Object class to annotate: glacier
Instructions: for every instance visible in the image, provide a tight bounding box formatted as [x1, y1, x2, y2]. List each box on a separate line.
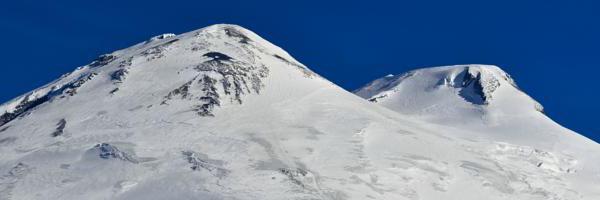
[0, 24, 599, 200]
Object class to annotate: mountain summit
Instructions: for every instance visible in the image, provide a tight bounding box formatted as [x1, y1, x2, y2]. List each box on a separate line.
[355, 65, 543, 114]
[355, 64, 598, 145]
[1, 25, 600, 200]
[0, 24, 317, 125]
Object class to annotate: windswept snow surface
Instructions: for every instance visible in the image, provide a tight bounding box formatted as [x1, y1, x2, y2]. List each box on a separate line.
[1, 25, 599, 200]
[356, 65, 600, 199]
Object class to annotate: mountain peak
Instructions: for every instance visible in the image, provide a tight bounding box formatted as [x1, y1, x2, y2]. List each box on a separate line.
[430, 65, 519, 105]
[358, 64, 527, 104]
[355, 64, 544, 122]
[0, 24, 319, 127]
[2, 25, 600, 200]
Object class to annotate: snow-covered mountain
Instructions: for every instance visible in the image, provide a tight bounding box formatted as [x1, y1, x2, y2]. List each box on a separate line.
[354, 65, 595, 146]
[356, 65, 600, 198]
[1, 25, 599, 200]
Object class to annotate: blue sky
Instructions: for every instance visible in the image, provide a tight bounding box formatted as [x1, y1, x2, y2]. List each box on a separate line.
[1, 0, 598, 142]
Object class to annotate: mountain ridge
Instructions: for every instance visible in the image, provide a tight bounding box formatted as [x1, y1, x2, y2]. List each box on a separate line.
[0, 24, 320, 126]
[355, 63, 599, 154]
[1, 24, 599, 200]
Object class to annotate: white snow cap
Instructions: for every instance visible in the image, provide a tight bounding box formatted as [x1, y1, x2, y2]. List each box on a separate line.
[1, 24, 600, 200]
[356, 64, 536, 108]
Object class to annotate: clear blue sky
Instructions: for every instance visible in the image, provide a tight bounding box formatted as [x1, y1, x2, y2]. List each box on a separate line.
[1, 0, 598, 142]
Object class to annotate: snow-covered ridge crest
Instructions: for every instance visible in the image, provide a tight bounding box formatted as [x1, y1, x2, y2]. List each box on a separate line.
[0, 24, 317, 126]
[354, 64, 600, 199]
[438, 65, 517, 105]
[356, 64, 543, 111]
[2, 24, 600, 200]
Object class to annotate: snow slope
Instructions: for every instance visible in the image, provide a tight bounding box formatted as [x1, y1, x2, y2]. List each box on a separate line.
[1, 25, 599, 200]
[356, 65, 600, 199]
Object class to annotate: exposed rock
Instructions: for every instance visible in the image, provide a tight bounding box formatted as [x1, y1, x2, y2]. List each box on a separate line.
[146, 33, 176, 43]
[111, 68, 129, 83]
[0, 95, 50, 127]
[162, 52, 269, 116]
[355, 71, 414, 102]
[94, 143, 139, 163]
[64, 73, 97, 96]
[141, 39, 179, 61]
[51, 119, 67, 137]
[534, 102, 545, 113]
[446, 67, 501, 105]
[197, 52, 269, 97]
[273, 54, 314, 77]
[111, 57, 133, 84]
[0, 74, 98, 126]
[109, 88, 119, 95]
[182, 151, 229, 178]
[194, 75, 220, 117]
[278, 168, 309, 187]
[224, 27, 251, 44]
[203, 52, 232, 61]
[162, 79, 194, 103]
[89, 54, 117, 68]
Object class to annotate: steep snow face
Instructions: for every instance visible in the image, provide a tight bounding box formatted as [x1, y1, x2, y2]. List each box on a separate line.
[355, 65, 551, 137]
[356, 64, 600, 199]
[354, 65, 599, 144]
[356, 65, 542, 112]
[0, 24, 315, 125]
[1, 26, 600, 200]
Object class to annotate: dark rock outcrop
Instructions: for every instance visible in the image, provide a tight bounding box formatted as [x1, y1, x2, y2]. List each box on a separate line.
[182, 151, 229, 178]
[89, 54, 117, 68]
[94, 143, 139, 163]
[162, 52, 269, 117]
[279, 168, 309, 187]
[141, 39, 179, 61]
[224, 27, 252, 44]
[0, 72, 98, 127]
[51, 119, 67, 137]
